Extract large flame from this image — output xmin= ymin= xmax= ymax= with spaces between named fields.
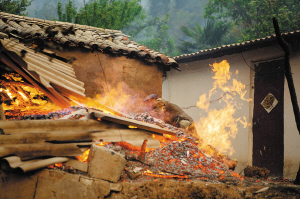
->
xmin=83 ymin=82 xmax=148 ymax=115
xmin=196 ymin=60 xmax=250 ymax=155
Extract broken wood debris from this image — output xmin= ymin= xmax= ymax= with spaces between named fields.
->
xmin=0 ymin=108 xmax=172 ymax=172
xmin=89 ymin=109 xmax=177 ymax=136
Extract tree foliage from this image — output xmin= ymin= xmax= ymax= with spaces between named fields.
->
xmin=57 ymin=0 xmax=142 ymax=30
xmin=178 ymin=20 xmax=230 ymax=54
xmin=138 ymin=14 xmax=177 ymax=56
xmin=204 ymin=0 xmax=300 ymax=41
xmin=0 ymin=0 xmax=33 ymax=15
xmin=57 ymin=1 xmax=77 ymax=22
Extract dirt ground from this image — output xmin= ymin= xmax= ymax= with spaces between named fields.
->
xmin=107 ymin=178 xmax=300 ymax=199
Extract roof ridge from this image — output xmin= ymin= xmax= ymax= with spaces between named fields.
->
xmin=0 ymin=11 xmax=179 ymax=70
xmin=174 ymin=30 xmax=300 ymax=61
xmin=0 ymin=11 xmax=122 ymax=34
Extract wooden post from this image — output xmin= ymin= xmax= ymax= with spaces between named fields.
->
xmin=272 ymin=18 xmax=300 ymax=184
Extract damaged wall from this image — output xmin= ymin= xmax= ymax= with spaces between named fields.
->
xmin=54 ymin=49 xmax=163 ymax=113
xmin=163 ymin=44 xmax=300 ymax=179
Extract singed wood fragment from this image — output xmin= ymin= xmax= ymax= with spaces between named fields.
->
xmin=89 ymin=109 xmax=177 ymax=136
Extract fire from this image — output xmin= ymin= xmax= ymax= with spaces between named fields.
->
xmin=152 ymin=134 xmax=185 ymax=147
xmin=196 ymin=60 xmax=250 ymax=155
xmin=0 ymin=73 xmax=63 ymax=119
xmin=76 ymin=142 xmax=112 ymax=163
xmin=83 ymin=82 xmax=147 ymax=115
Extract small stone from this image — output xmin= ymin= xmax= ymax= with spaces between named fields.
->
xmin=110 ymin=183 xmax=123 ymax=192
xmin=126 ymin=170 xmax=142 ymax=180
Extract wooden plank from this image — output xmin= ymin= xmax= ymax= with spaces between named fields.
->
xmin=0 ymin=129 xmax=160 ymax=148
xmin=89 ymin=109 xmax=177 ymax=136
xmin=0 ymin=143 xmax=82 ymax=160
xmin=0 ymin=131 xmax=92 ymax=145
xmin=0 ymin=119 xmax=123 ymax=135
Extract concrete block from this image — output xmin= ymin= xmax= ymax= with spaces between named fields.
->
xmin=88 ymin=144 xmax=127 ymax=182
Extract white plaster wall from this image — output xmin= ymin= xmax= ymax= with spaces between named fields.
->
xmin=163 ymin=45 xmax=299 ymax=178
xmin=284 ymin=52 xmax=300 ymax=178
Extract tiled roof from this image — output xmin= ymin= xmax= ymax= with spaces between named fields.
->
xmin=0 ymin=12 xmax=179 ymax=70
xmin=0 ymin=38 xmax=85 ymax=108
xmin=174 ymin=30 xmax=300 ymax=62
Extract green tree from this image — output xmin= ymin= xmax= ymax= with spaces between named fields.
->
xmin=138 ymin=14 xmax=178 ymax=56
xmin=57 ymin=0 xmax=142 ymax=30
xmin=0 ymin=0 xmax=33 ymax=16
xmin=178 ymin=20 xmax=230 ymax=54
xmin=57 ymin=0 xmax=76 ymax=22
xmin=204 ymin=0 xmax=300 ymax=41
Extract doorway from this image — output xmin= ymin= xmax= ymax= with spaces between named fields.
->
xmin=252 ymin=59 xmax=284 ymax=176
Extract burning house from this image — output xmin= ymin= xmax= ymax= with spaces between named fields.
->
xmin=0 ymin=11 xmax=299 ymax=199
xmin=164 ymin=30 xmax=300 ymax=179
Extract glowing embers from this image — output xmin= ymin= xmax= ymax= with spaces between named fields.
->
xmin=0 ymin=73 xmax=61 ymax=119
xmin=261 ymin=93 xmax=278 ymax=113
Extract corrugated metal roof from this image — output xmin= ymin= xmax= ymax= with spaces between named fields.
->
xmin=0 ymin=12 xmax=179 ymax=71
xmin=174 ymin=30 xmax=300 ymax=62
xmin=0 ymin=38 xmax=85 ymax=108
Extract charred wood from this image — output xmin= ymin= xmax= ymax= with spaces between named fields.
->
xmin=89 ymin=110 xmax=177 ymax=136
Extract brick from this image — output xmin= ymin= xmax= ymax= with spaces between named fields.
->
xmin=88 ymin=144 xmax=127 ymax=182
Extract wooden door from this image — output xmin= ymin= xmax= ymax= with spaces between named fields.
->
xmin=253 ymin=59 xmax=284 ymax=176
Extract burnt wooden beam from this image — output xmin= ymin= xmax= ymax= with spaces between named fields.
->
xmin=273 ymin=18 xmax=300 ymax=185
xmin=273 ymin=18 xmax=300 ymax=135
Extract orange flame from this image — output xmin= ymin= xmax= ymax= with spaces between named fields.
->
xmin=82 ymin=82 xmax=148 ymax=115
xmin=196 ymin=60 xmax=250 ymax=155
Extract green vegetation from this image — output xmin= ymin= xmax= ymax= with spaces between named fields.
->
xmin=2 ymin=0 xmax=300 ymax=56
xmin=0 ymin=0 xmax=33 ymax=15
xmin=178 ymin=20 xmax=231 ymax=54
xmin=57 ymin=0 xmax=143 ymax=30
xmin=204 ymin=0 xmax=300 ymax=41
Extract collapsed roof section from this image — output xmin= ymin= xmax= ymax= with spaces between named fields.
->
xmin=0 ymin=38 xmax=85 ymax=108
xmin=0 ymin=12 xmax=179 ymax=71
